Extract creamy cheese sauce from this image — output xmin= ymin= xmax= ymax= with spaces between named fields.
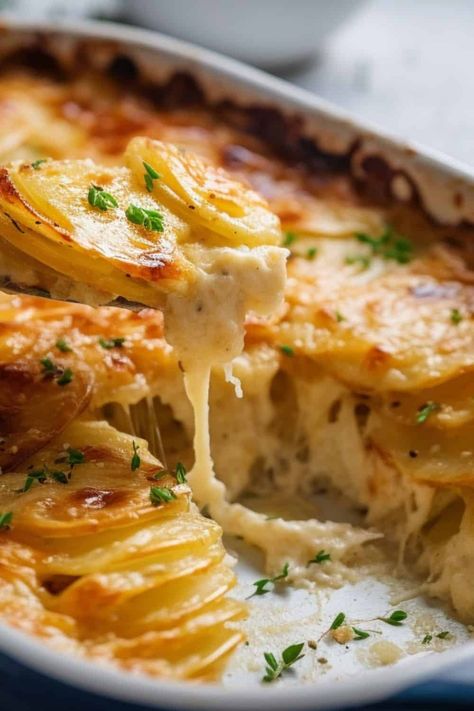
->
xmin=163 ymin=245 xmax=376 ymax=580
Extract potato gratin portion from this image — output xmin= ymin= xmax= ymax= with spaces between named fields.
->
xmin=1 ymin=53 xmax=474 ymax=686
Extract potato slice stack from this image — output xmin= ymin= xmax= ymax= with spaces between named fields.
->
xmin=0 ymin=419 xmax=245 ymax=680
xmin=0 ymin=137 xmax=281 ymax=308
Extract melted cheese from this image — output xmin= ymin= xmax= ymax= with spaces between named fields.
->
xmin=1 ymin=63 xmax=474 ymax=656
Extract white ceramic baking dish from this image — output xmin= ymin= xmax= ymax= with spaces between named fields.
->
xmin=1 ymin=18 xmax=474 ymax=711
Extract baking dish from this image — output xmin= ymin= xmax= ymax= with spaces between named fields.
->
xmin=0 ymin=17 xmax=474 ymax=710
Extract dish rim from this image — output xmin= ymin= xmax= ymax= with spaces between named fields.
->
xmin=0 ymin=16 xmax=473 ymax=710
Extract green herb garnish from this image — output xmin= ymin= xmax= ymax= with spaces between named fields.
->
xmin=55 ymin=337 xmax=73 ymax=353
xmin=422 ymin=634 xmax=432 ymax=645
xmin=131 ymin=440 xmax=141 ymax=472
xmin=306 ymin=247 xmax=318 ymax=260
xmin=280 ymin=344 xmax=294 ymax=357
xmin=262 ymin=643 xmax=305 ymax=682
xmin=98 ymin=337 xmax=126 ymax=350
xmin=67 ymin=448 xmax=85 ymax=465
xmin=40 ymin=356 xmax=56 ymax=374
xmin=143 ymin=161 xmax=161 ymax=192
xmin=150 ymin=486 xmax=177 ymax=505
xmin=88 ymin=184 xmax=118 ymax=212
xmin=345 ymin=254 xmax=371 ymax=270
xmin=249 ymin=563 xmax=289 ymax=598
xmin=335 ymin=310 xmax=345 ymax=323
xmin=352 ymin=627 xmax=370 ymax=640
xmin=126 ymin=204 xmax=164 ymax=232
xmin=307 ymin=550 xmax=331 ymax=566
xmin=347 ymin=226 xmax=413 ymax=268
xmin=0 ymin=511 xmax=13 ymax=530
xmin=416 ymin=401 xmax=440 ymax=424
xmin=22 ymin=469 xmax=47 ymax=492
xmin=50 ymin=470 xmax=69 ymax=484
xmin=450 ymin=308 xmax=463 ymax=325
xmin=282 ymin=231 xmax=296 ymax=247
xmin=330 ymin=612 xmax=346 ymax=630
xmin=31 ymin=159 xmax=46 ymax=170
xmin=356 ymin=227 xmax=413 ymax=264
xmin=57 ymin=368 xmax=73 ymax=386
xmin=40 ymin=357 xmax=73 ymax=386
xmin=175 ymin=462 xmax=187 ymax=484
xmin=436 ymin=631 xmax=451 ymax=640
xmin=378 ymin=610 xmax=407 ymax=626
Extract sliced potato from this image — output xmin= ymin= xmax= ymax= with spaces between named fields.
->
xmin=0 ymin=360 xmax=92 ymax=471
xmin=126 ymin=137 xmax=281 ymax=246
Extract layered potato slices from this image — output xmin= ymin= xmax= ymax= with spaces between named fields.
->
xmin=0 ymin=56 xmax=474 ymax=687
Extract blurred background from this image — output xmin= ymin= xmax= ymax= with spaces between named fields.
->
xmin=0 ymin=0 xmax=472 ymax=166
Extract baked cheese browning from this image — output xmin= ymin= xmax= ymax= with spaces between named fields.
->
xmin=0 ymin=293 xmax=176 ymax=413
xmin=0 ymin=420 xmax=245 ymax=680
xmin=2 ymin=62 xmax=474 ymax=635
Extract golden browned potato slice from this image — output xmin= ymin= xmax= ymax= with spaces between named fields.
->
xmin=0 ymin=360 xmax=92 ymax=472
xmin=0 ymin=138 xmax=282 ymax=308
xmin=125 ymin=137 xmax=281 ymax=246
xmin=0 ymin=418 xmax=245 ymax=681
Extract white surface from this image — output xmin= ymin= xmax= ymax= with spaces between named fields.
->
xmin=284 ymin=0 xmax=474 ymax=167
xmin=123 ymin=0 xmax=365 ymax=67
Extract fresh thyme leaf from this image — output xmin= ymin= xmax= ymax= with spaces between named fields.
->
xmin=282 ymin=643 xmax=305 ymax=666
xmin=40 ymin=356 xmax=56 ymax=374
xmin=378 ymin=610 xmax=407 ymax=626
xmin=143 ymin=161 xmax=161 ymax=192
xmin=330 ymin=612 xmax=346 ymax=630
xmin=306 ymin=247 xmax=318 ymax=260
xmin=131 ymin=440 xmax=141 ymax=472
xmin=307 ymin=550 xmax=331 ymax=566
xmin=175 ymin=462 xmax=187 ymax=484
xmin=126 ymin=204 xmax=164 ymax=232
xmin=422 ymin=634 xmax=432 ymax=645
xmin=0 ymin=511 xmax=13 ymax=529
xmin=88 ymin=184 xmax=118 ymax=212
xmin=450 ymin=308 xmax=463 ymax=325
xmin=98 ymin=337 xmax=126 ymax=350
xmin=261 ymin=643 xmax=305 ymax=682
xmin=144 ymin=173 xmax=154 ymax=192
xmin=352 ymin=627 xmax=370 ymax=640
xmin=55 ymin=337 xmax=73 ymax=353
xmin=353 ymin=226 xmax=413 ymax=265
xmin=416 ymin=401 xmax=440 ymax=424
xmin=22 ymin=469 xmax=47 ymax=492
xmin=248 ymin=563 xmax=289 ymax=598
xmin=345 ymin=254 xmax=371 ymax=270
xmin=263 ymin=652 xmax=278 ymax=671
xmin=250 ymin=578 xmax=272 ymax=597
xmin=67 ymin=448 xmax=85 ymax=466
xmin=149 ymin=486 xmax=177 ymax=505
xmin=40 ymin=357 xmax=73 ymax=386
xmin=57 ymin=368 xmax=73 ymax=386
xmin=51 ymin=470 xmax=68 ymax=484
xmin=282 ymin=231 xmax=296 ymax=247
xmin=280 ymin=344 xmax=294 ymax=357
xmin=356 ymin=231 xmax=391 ymax=253
xmin=436 ymin=631 xmax=451 ymax=640
xmin=143 ymin=161 xmax=160 ymax=179
xmin=31 ymin=158 xmax=47 ymax=170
